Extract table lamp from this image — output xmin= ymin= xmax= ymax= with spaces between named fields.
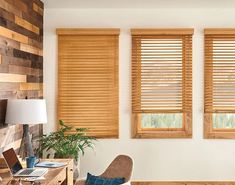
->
xmin=5 ymin=99 xmax=47 ymax=158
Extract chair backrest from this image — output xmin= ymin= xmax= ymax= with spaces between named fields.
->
xmin=100 ymin=155 xmax=133 ymax=182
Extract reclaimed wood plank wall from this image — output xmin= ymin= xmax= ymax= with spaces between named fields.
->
xmin=0 ymin=0 xmax=43 ymax=154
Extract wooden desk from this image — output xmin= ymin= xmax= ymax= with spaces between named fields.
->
xmin=0 ymin=159 xmax=73 ymax=185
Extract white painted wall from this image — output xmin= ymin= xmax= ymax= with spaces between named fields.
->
xmin=44 ymin=8 xmax=235 ymax=181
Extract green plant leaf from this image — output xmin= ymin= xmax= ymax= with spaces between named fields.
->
xmin=35 ymin=120 xmax=96 ymax=161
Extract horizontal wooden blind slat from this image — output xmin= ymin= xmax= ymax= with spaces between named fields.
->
xmin=58 ymin=32 xmax=119 ymax=138
xmin=131 ymin=28 xmax=194 ymax=35
xmin=132 ymin=32 xmax=192 ymax=114
xmin=56 ymin=28 xmax=120 ymax=35
xmin=205 ymin=28 xmax=235 ymax=35
xmin=205 ymin=31 xmax=235 ymax=113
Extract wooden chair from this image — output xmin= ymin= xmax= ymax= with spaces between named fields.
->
xmin=75 ymin=155 xmax=133 ymax=185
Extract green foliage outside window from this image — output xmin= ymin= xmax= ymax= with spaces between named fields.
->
xmin=141 ymin=113 xmax=182 ymax=128
xmin=213 ymin=113 xmax=235 ymax=129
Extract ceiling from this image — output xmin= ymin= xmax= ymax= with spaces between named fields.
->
xmin=42 ymin=0 xmax=235 ymax=9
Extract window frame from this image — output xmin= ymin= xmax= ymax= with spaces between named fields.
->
xmin=131 ymin=28 xmax=194 ymax=138
xmin=204 ymin=28 xmax=235 ymax=139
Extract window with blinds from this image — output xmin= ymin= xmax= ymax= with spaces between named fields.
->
xmin=204 ymin=28 xmax=235 ymax=139
xmin=57 ymin=28 xmax=120 ymax=138
xmin=131 ymin=29 xmax=193 ymax=138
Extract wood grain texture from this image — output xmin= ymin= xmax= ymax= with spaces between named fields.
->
xmin=0 ymin=73 xmax=26 ymax=82
xmin=205 ymin=28 xmax=235 ymax=35
xmin=0 ymin=0 xmax=43 ymax=155
xmin=20 ymin=43 xmax=43 ymax=56
xmin=131 ymin=28 xmax=194 ymax=35
xmin=2 ymin=55 xmax=31 ymax=67
xmin=0 ymin=159 xmax=73 ymax=185
xmin=33 ymin=3 xmax=43 ymax=16
xmin=9 ymin=65 xmax=41 ymax=76
xmin=15 ymin=15 xmax=40 ymax=35
xmin=204 ymin=30 xmax=235 ymax=139
xmin=57 ymin=30 xmax=119 ymax=138
xmin=0 ymin=26 xmax=28 ymax=43
xmin=56 ymin=28 xmax=120 ymax=35
xmin=131 ymin=30 xmax=193 ymax=138
xmin=20 ymin=82 xmax=42 ymax=90
xmin=0 ymin=35 xmax=20 ymax=51
xmin=0 ymin=14 xmax=42 ymax=42
xmin=0 ymin=7 xmax=15 ymax=23
xmin=5 ymin=0 xmax=28 ymax=13
xmin=13 ymin=49 xmax=43 ymax=65
xmin=0 ymin=0 xmax=22 ymax=18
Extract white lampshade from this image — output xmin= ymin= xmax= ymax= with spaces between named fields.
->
xmin=5 ymin=99 xmax=47 ymax=125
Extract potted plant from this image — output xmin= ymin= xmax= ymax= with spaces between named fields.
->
xmin=36 ymin=120 xmax=95 ymax=179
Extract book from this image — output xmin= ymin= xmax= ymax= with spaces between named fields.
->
xmin=35 ymin=161 xmax=66 ymax=168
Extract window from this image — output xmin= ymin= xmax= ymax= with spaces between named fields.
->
xmin=131 ymin=29 xmax=193 ymax=138
xmin=204 ymin=28 xmax=235 ymax=139
xmin=57 ymin=28 xmax=120 ymax=138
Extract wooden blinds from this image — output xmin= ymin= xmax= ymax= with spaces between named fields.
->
xmin=131 ymin=29 xmax=193 ymax=115
xmin=57 ymin=28 xmax=120 ymax=138
xmin=205 ymin=29 xmax=235 ymax=113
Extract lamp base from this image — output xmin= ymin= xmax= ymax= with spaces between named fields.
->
xmin=19 ymin=124 xmax=34 ymax=159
